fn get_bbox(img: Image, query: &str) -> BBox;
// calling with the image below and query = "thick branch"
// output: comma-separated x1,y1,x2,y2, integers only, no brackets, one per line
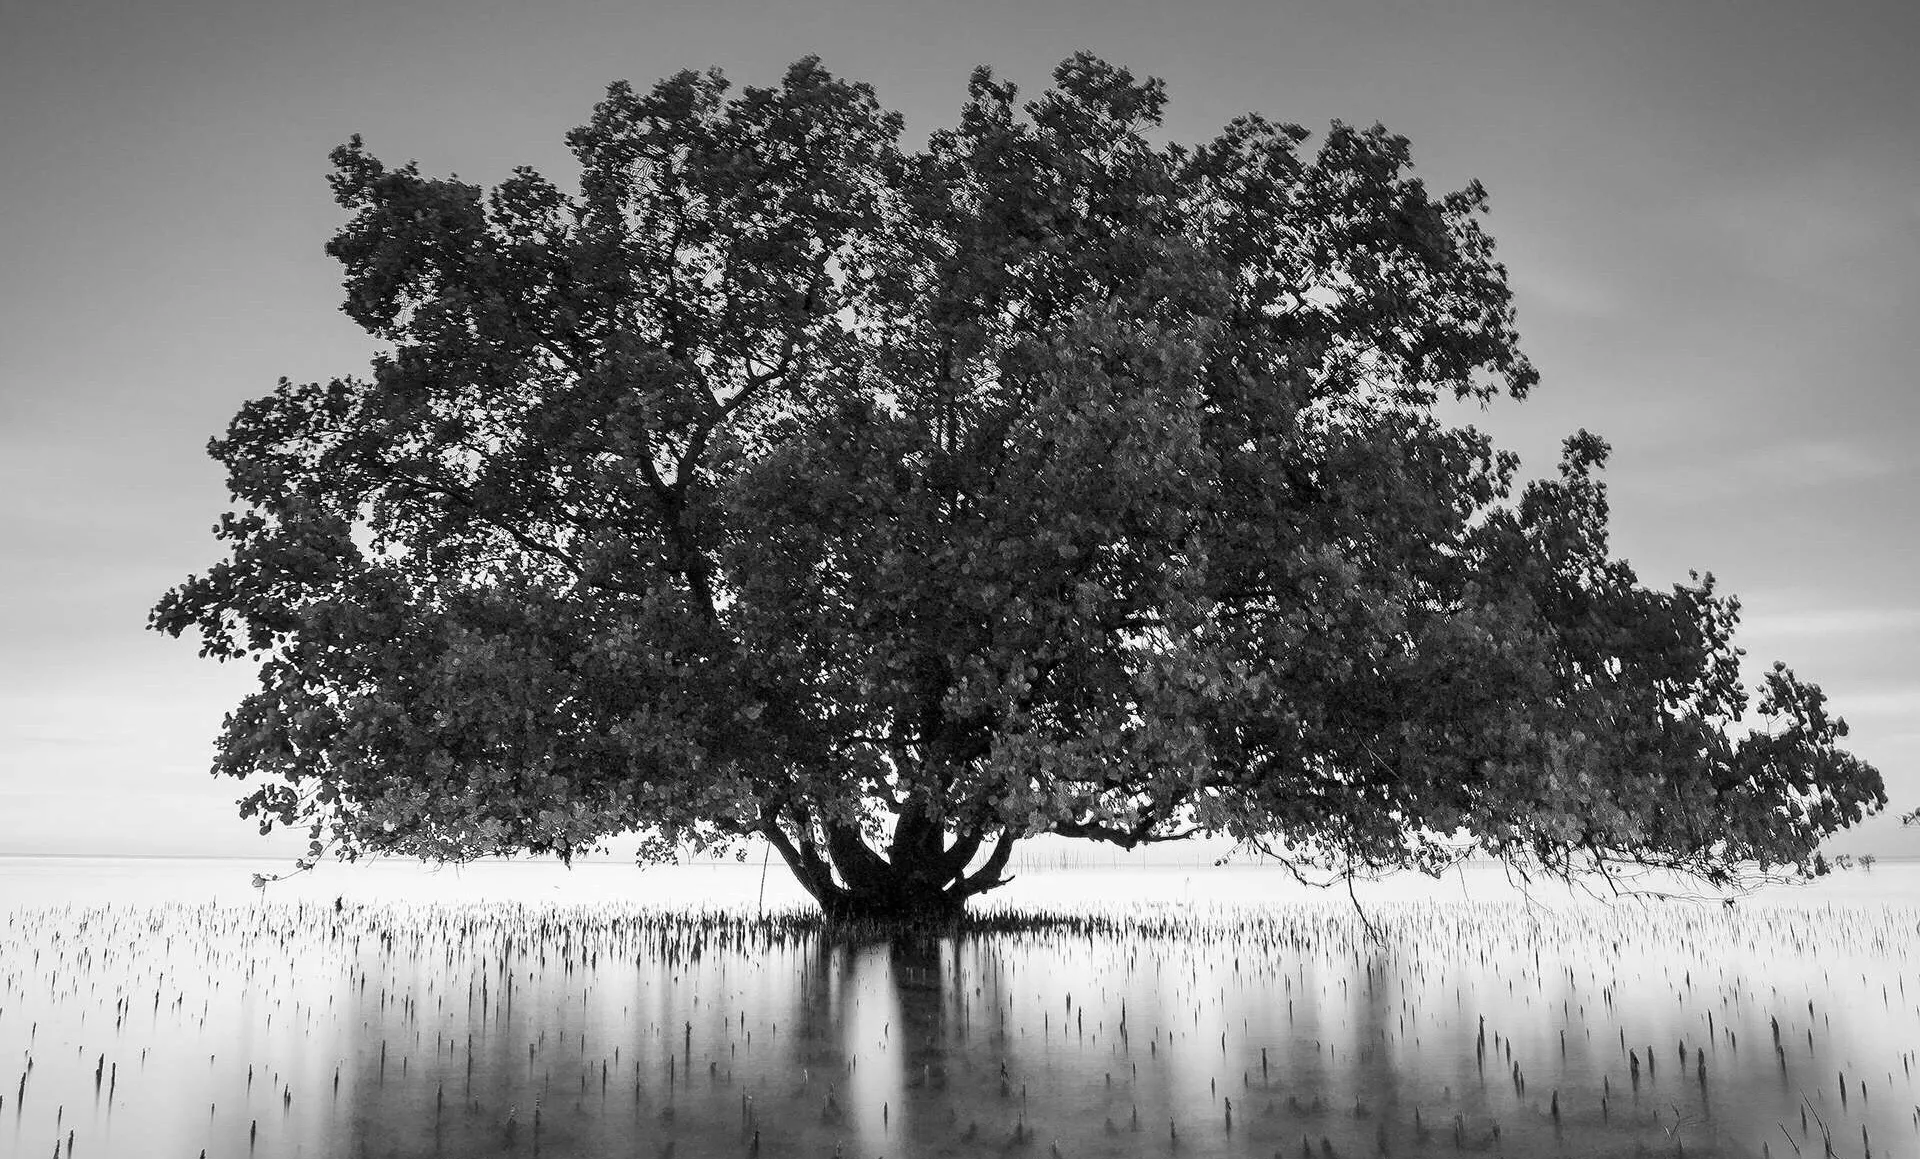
1050,818,1202,847
823,820,895,892
1050,788,1199,848
382,470,588,582
762,814,842,906
956,830,1018,896
938,827,987,885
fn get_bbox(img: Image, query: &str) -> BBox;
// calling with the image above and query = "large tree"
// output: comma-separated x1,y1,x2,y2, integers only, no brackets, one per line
153,56,1883,919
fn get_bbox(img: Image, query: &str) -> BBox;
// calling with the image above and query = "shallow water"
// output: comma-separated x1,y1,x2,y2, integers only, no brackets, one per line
5,852,1916,910
4,860,1918,1158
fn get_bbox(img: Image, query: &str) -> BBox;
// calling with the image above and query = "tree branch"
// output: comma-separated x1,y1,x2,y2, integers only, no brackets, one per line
957,830,1018,896
762,811,842,906
1051,817,1202,847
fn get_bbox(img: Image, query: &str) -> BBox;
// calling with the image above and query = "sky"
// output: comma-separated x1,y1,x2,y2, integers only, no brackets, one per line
2,0,1915,861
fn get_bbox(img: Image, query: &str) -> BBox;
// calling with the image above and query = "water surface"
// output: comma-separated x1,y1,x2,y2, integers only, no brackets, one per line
4,858,1916,1157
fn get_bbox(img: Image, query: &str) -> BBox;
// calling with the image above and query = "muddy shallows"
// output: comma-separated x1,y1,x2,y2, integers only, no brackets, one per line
3,898,1915,1157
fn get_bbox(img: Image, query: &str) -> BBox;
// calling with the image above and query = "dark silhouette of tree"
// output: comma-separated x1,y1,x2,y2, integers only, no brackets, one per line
151,56,1883,919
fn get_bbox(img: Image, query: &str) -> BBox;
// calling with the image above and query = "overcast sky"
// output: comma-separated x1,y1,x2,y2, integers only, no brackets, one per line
2,0,1915,860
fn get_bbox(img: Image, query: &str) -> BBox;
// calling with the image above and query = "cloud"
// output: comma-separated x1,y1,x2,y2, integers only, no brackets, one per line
1815,685,1920,722
1684,154,1920,307
1739,607,1920,640
1771,440,1898,482
1614,436,1897,504
0,788,302,858
1510,258,1622,320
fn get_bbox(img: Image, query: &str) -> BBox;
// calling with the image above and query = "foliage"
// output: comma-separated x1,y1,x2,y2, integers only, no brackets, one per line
151,55,1883,916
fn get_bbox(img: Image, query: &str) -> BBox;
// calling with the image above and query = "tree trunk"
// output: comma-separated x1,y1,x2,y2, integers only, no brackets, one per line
762,814,1017,923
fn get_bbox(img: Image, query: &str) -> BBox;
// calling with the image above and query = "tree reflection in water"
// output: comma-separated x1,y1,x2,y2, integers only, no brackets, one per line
4,901,1913,1158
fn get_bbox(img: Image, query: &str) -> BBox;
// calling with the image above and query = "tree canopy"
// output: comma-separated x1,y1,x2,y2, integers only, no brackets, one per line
151,55,1884,919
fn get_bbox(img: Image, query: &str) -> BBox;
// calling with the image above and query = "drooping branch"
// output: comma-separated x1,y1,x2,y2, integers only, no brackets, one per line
1049,788,1197,848
1051,817,1202,848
